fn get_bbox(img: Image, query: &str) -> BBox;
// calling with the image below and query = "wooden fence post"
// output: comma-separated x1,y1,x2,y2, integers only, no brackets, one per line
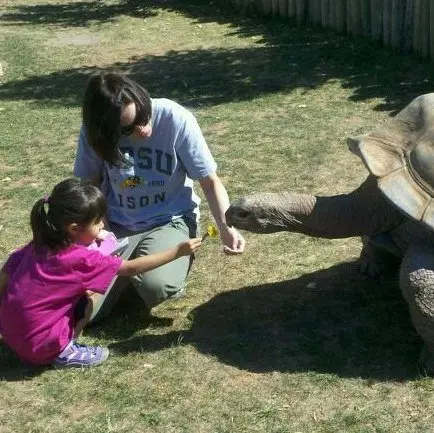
391,0,405,49
420,0,430,58
349,0,362,36
234,0,433,59
335,0,347,33
287,0,296,18
370,0,382,41
383,0,392,46
402,0,414,52
321,0,330,28
277,0,288,16
295,0,307,25
361,0,371,37
309,0,321,25
413,0,421,55
259,0,273,15
431,0,434,58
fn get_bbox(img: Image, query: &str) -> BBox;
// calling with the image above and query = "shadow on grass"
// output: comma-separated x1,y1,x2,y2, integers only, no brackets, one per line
187,261,421,380
110,261,421,381
0,342,49,381
1,1,434,113
0,261,421,381
0,0,157,27
86,286,175,338
0,288,171,382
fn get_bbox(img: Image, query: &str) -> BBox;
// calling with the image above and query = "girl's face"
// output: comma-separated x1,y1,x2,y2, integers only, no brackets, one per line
120,102,152,139
76,218,105,245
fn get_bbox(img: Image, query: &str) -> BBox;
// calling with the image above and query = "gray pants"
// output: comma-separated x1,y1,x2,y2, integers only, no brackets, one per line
90,216,196,323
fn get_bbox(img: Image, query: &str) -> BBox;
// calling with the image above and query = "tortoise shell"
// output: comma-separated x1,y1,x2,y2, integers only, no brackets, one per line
348,93,434,230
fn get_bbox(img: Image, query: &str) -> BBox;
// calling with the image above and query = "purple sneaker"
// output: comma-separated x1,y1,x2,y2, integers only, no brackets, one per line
53,341,109,368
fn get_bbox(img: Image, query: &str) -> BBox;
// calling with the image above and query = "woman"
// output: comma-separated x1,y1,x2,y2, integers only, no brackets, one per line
74,72,245,317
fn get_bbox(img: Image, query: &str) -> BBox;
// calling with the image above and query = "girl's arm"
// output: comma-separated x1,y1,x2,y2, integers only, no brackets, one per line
117,238,202,277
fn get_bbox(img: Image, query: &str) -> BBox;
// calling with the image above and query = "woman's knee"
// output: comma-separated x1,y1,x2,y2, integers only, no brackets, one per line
132,272,185,308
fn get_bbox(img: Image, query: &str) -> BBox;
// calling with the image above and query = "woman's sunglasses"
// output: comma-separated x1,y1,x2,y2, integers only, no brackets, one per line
120,105,149,136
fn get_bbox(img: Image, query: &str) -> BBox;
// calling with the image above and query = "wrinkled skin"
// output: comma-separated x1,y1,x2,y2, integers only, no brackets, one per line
226,175,434,373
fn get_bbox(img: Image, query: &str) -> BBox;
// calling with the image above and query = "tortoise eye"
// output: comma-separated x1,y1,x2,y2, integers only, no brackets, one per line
237,210,250,218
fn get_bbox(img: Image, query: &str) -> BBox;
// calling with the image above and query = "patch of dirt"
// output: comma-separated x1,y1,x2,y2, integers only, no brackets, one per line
345,115,364,125
48,33,100,47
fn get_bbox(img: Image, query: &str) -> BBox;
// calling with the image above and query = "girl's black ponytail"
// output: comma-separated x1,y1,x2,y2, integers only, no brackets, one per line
30,178,107,253
30,197,69,251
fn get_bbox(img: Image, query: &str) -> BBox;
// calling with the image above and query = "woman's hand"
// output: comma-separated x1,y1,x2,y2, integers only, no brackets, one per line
219,225,245,255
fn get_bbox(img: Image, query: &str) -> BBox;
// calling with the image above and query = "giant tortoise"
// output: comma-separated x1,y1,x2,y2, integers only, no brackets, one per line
225,93,434,373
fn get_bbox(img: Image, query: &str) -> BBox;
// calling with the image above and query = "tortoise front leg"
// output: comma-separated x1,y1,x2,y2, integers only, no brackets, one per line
400,244,434,374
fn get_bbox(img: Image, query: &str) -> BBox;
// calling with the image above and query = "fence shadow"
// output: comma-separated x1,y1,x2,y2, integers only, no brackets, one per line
1,0,433,112
0,0,157,27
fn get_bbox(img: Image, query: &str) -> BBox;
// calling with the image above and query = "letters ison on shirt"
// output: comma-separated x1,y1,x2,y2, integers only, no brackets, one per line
117,147,172,209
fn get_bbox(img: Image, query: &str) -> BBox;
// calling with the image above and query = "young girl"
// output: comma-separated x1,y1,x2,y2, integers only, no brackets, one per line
0,178,202,368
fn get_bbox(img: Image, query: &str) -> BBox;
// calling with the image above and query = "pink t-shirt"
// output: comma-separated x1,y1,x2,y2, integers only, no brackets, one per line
0,243,122,365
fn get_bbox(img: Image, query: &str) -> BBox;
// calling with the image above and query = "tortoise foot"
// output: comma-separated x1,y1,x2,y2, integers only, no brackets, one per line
418,346,434,376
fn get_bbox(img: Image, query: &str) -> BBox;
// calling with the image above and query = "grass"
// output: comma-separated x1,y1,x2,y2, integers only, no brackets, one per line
2,0,434,431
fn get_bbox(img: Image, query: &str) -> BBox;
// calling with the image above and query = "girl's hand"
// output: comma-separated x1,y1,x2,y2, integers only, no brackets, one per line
97,229,110,241
176,238,202,256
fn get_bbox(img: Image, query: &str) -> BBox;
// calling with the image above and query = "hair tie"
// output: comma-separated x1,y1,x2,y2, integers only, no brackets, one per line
43,195,50,204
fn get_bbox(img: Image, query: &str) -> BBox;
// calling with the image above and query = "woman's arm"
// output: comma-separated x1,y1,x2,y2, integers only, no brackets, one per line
199,173,245,254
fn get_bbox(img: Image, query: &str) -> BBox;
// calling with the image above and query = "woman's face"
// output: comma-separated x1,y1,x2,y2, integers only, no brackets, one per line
120,102,152,138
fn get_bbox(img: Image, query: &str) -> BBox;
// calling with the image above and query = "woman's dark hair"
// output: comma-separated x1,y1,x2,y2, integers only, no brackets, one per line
30,178,107,252
82,72,152,166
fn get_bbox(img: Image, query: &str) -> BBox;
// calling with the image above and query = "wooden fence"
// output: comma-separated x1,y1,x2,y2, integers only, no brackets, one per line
233,0,434,59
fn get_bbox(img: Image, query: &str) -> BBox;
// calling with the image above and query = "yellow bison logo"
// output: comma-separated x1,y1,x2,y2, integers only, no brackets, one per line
120,176,144,189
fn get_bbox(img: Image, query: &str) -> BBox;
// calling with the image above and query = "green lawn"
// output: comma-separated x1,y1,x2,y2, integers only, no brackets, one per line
1,1,434,432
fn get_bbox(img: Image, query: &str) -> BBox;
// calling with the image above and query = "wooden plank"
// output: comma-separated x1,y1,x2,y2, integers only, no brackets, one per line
321,0,330,28
347,0,353,35
391,0,405,49
287,0,297,17
328,0,336,29
335,0,346,32
278,0,288,16
402,0,414,52
370,0,382,41
295,0,306,25
350,0,362,36
430,0,434,58
420,0,430,57
310,0,321,25
360,0,371,36
413,0,421,54
259,0,273,15
383,0,392,46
